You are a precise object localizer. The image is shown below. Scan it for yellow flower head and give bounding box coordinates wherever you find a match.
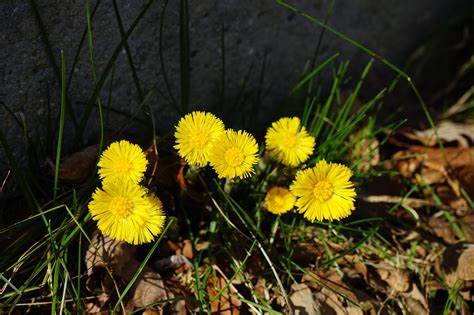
[290,160,356,222]
[209,130,259,179]
[88,181,166,244]
[174,111,225,166]
[264,187,296,215]
[265,117,315,167]
[98,140,148,184]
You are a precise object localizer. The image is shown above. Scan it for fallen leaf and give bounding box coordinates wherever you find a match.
[57,145,98,183]
[207,273,241,314]
[401,284,429,315]
[440,244,474,291]
[406,121,474,147]
[456,246,474,281]
[289,283,318,315]
[302,270,359,303]
[391,146,474,212]
[85,231,188,313]
[460,214,474,242]
[429,214,461,244]
[373,262,410,294]
[293,243,322,265]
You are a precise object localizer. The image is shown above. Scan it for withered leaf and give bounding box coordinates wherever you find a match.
[85,231,187,314]
[408,121,474,147]
[373,262,410,294]
[58,145,98,183]
[207,273,241,315]
[289,283,318,315]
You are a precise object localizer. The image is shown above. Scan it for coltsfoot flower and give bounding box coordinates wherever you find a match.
[265,117,315,167]
[264,186,296,215]
[209,130,259,179]
[88,181,166,244]
[174,111,225,166]
[290,160,356,221]
[98,140,148,184]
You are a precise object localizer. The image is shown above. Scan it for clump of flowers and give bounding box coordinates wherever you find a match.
[88,140,166,244]
[171,111,357,222]
[265,117,315,167]
[89,111,357,243]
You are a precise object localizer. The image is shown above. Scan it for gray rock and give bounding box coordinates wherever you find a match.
[0,0,471,170]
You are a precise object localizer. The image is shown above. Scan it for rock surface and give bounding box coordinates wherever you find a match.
[0,0,471,169]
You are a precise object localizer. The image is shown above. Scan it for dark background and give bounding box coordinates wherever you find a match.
[1,0,472,170]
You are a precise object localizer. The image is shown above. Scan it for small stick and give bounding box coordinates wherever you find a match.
[361,195,451,211]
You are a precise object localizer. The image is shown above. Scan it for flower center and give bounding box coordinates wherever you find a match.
[110,196,134,217]
[282,133,298,148]
[191,131,210,147]
[115,159,133,173]
[224,147,245,167]
[313,181,334,201]
[272,195,285,207]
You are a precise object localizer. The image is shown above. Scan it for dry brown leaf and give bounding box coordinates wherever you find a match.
[440,245,474,292]
[85,231,187,314]
[460,214,474,242]
[392,146,474,213]
[303,270,359,303]
[207,274,241,314]
[429,212,474,244]
[456,246,474,281]
[373,262,410,294]
[57,145,98,183]
[254,278,269,302]
[428,214,461,244]
[289,283,318,315]
[401,284,429,315]
[408,121,474,147]
[293,243,322,265]
[84,301,107,314]
[313,285,363,315]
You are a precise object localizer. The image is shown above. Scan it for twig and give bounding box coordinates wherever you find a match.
[361,194,452,211]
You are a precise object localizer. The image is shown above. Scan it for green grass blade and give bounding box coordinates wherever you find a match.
[53,51,67,200]
[290,53,339,95]
[67,0,102,89]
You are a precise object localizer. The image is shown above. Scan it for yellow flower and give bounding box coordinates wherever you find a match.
[290,160,356,222]
[174,111,225,166]
[264,187,296,215]
[88,181,166,244]
[209,130,259,179]
[98,140,148,184]
[265,117,315,167]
